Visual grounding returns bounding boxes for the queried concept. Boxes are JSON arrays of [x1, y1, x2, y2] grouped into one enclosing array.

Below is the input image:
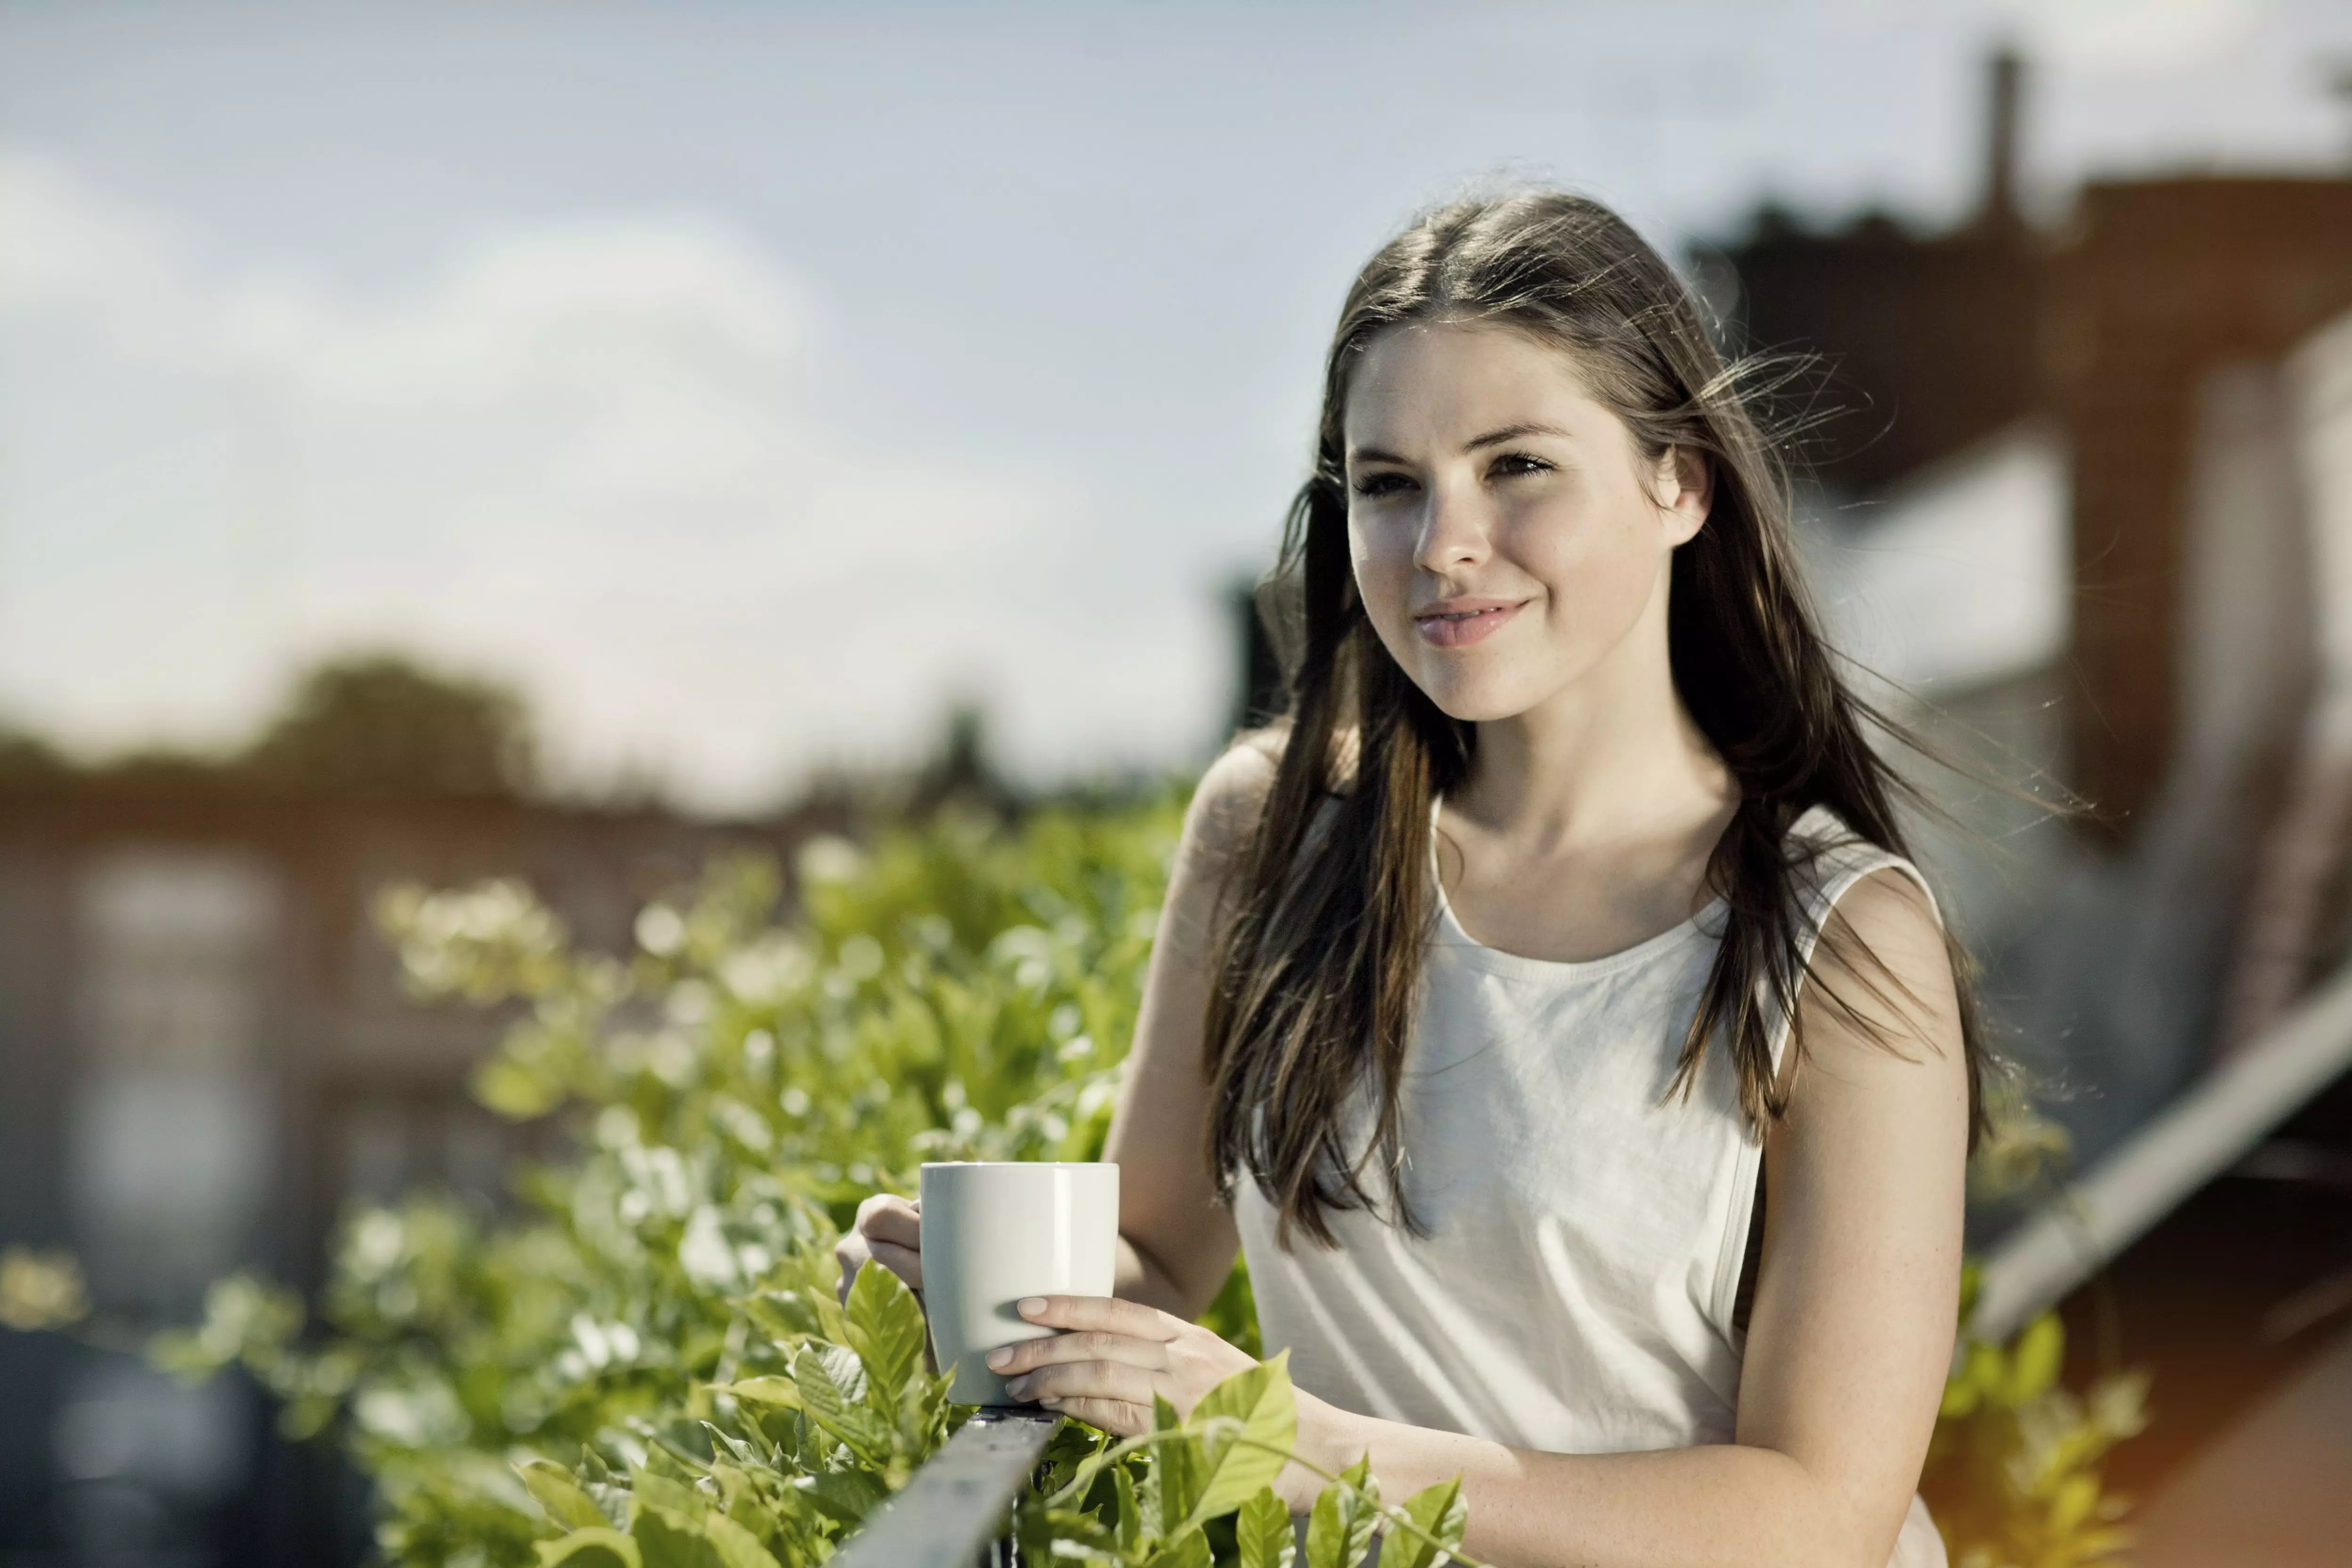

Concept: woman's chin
[[1417, 674, 1535, 726]]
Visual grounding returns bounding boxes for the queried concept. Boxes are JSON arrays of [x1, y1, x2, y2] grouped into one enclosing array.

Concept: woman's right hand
[[835, 1192, 923, 1307]]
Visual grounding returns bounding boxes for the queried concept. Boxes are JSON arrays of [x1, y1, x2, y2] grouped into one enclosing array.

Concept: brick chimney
[[1984, 46, 2025, 231]]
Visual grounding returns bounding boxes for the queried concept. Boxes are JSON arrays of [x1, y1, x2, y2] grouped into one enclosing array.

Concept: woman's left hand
[[986, 1294, 1260, 1437]]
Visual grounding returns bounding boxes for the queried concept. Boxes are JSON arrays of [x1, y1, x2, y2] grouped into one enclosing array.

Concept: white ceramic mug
[[918, 1160, 1119, 1406]]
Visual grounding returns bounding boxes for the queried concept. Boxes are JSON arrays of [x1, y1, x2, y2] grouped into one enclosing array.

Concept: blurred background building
[[0, 658, 858, 1563], [6, 3, 2352, 1564], [1701, 49, 2352, 1561]]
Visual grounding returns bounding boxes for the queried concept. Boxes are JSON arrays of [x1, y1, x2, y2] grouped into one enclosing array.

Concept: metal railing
[[828, 1408, 1061, 1568]]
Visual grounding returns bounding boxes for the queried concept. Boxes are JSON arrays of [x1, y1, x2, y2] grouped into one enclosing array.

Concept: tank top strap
[[1764, 805, 1944, 1076], [1784, 804, 1941, 931]]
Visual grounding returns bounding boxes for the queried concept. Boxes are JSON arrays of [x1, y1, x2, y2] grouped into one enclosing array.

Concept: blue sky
[[3, 0, 2349, 810]]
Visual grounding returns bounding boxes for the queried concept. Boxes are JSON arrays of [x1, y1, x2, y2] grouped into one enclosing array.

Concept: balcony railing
[[828, 1407, 1061, 1568]]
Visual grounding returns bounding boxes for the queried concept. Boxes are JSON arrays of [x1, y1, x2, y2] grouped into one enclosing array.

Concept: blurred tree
[[0, 720, 68, 781], [905, 700, 1019, 820], [244, 653, 536, 797], [798, 701, 1026, 826]]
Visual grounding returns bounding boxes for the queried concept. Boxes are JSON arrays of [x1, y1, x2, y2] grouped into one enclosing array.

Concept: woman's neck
[[1454, 623, 1734, 856]]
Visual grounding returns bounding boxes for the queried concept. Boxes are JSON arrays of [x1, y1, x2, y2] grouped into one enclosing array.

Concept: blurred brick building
[[1695, 49, 2352, 1563], [0, 674, 846, 1567]]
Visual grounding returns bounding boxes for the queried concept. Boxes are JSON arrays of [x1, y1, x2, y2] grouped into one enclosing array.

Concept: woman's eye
[[1351, 472, 1414, 498], [1489, 452, 1552, 480]]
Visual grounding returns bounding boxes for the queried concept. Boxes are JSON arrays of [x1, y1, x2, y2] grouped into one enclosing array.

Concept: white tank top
[[1232, 800, 1949, 1568]]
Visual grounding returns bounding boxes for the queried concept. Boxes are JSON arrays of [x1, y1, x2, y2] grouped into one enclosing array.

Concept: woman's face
[[1341, 321, 1708, 724]]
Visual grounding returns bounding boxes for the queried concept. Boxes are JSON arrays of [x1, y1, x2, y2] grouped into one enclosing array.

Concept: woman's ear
[[1652, 445, 1712, 546]]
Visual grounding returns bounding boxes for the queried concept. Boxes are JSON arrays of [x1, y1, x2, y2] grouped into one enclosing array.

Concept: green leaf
[[579, 1448, 632, 1529], [1178, 1351, 1297, 1531], [700, 1426, 761, 1470], [792, 1343, 889, 1461], [739, 1290, 821, 1348], [1387, 1477, 1465, 1568], [1138, 1461, 1165, 1547], [1142, 1525, 1214, 1568], [632, 1472, 708, 1522], [631, 1500, 777, 1568], [894, 1362, 953, 1462], [1954, 1342, 2003, 1409], [2008, 1314, 2065, 1404], [1052, 1429, 1143, 1520], [517, 1458, 610, 1533], [2049, 1472, 2099, 1535], [640, 1417, 719, 1471], [1021, 1505, 1119, 1565], [715, 1376, 802, 1412], [633, 1507, 727, 1568], [793, 1468, 889, 1527], [808, 1281, 851, 1348], [2072, 1524, 2135, 1559], [2088, 1369, 2151, 1441], [1154, 1394, 1205, 1537], [844, 1258, 927, 1406], [1304, 1456, 1379, 1568], [1115, 1464, 1146, 1552], [697, 1511, 785, 1568], [1235, 1486, 1296, 1568], [536, 1527, 644, 1568], [813, 1340, 870, 1405], [473, 1052, 565, 1119]]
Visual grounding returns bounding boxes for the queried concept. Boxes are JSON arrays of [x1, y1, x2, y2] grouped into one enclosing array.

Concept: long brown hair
[[1202, 190, 1988, 1250]]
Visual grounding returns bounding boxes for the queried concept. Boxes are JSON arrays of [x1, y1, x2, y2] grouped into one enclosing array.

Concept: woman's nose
[[1414, 482, 1490, 573]]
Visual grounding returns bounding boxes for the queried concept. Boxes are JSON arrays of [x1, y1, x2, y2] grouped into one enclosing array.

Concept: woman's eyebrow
[[1463, 421, 1573, 451], [1347, 422, 1572, 467]]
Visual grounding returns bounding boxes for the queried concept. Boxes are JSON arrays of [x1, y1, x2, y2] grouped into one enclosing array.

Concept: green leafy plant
[[1922, 1270, 2150, 1568], [0, 1246, 90, 1332], [150, 792, 1269, 1565], [130, 785, 2141, 1565], [1007, 1352, 1474, 1568]]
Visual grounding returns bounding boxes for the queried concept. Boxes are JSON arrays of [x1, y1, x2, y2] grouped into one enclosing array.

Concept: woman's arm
[[1003, 867, 1968, 1568], [1102, 735, 1282, 1319]]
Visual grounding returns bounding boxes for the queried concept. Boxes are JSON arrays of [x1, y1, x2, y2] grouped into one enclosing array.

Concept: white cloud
[[0, 148, 208, 346], [0, 147, 1147, 810], [218, 220, 803, 405], [1987, 0, 2268, 71]]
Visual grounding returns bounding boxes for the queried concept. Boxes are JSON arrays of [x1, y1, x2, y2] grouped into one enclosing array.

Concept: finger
[[832, 1234, 872, 1303], [1016, 1294, 1179, 1340], [1008, 1358, 1160, 1410], [866, 1239, 923, 1291], [1045, 1396, 1150, 1437], [857, 1195, 922, 1250], [988, 1329, 1164, 1378]]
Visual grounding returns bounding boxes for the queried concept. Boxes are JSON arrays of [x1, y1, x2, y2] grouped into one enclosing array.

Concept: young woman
[[841, 191, 1979, 1568]]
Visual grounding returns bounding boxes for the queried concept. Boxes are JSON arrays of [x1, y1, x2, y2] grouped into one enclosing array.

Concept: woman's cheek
[[1348, 524, 1417, 641], [1547, 529, 1664, 658]]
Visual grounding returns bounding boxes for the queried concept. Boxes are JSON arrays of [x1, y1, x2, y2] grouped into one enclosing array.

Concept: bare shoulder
[[1184, 726, 1287, 861], [1151, 729, 1289, 965], [1799, 866, 1962, 1076], [1825, 866, 1945, 972]]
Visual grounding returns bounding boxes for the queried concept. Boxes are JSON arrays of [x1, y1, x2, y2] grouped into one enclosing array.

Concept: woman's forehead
[[1341, 322, 1606, 448]]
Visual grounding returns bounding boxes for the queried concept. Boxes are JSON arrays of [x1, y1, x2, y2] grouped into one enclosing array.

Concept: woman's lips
[[1413, 600, 1526, 648]]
